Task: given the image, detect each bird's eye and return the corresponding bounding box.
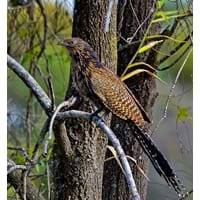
[72,40,77,46]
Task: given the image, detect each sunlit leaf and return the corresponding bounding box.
[105,151,149,180]
[121,69,167,85]
[155,10,178,17]
[20,52,34,65]
[156,0,166,9]
[126,155,149,180]
[152,12,190,23]
[177,106,192,121]
[121,61,156,77]
[137,40,163,54]
[106,145,125,174]
[146,35,186,43]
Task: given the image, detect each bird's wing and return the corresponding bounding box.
[123,83,151,123]
[88,66,150,124]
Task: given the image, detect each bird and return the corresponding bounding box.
[59,37,186,197]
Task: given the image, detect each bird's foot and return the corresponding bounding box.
[89,109,108,127]
[89,108,102,121]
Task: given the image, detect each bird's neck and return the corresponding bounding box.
[74,52,103,71]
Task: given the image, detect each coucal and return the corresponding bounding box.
[59,37,186,197]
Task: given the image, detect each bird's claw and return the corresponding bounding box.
[89,112,105,128]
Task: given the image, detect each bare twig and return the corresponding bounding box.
[7,146,31,162]
[43,97,77,156]
[8,0,34,10]
[127,3,152,43]
[25,92,33,151]
[7,164,27,174]
[47,73,55,111]
[23,170,28,200]
[46,160,51,200]
[7,54,52,115]
[31,119,49,162]
[7,159,45,200]
[117,0,127,37]
[35,0,48,60]
[153,47,192,134]
[56,110,140,200]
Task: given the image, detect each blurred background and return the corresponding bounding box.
[7,0,192,199]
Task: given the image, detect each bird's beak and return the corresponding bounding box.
[57,40,65,46]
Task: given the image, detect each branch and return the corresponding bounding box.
[7,159,45,200]
[35,0,48,59]
[43,97,76,156]
[56,110,140,200]
[7,54,140,200]
[7,54,52,115]
[153,47,193,134]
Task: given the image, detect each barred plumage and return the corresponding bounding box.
[59,37,186,197]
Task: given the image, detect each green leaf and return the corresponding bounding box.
[137,40,163,54]
[156,0,166,9]
[155,10,178,17]
[177,107,192,121]
[20,52,34,65]
[146,35,186,43]
[120,69,167,85]
[152,12,190,23]
[121,61,156,77]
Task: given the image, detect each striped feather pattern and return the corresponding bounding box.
[87,64,147,128]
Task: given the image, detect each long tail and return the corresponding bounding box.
[128,122,187,198]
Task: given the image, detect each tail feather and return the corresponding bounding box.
[129,122,186,197]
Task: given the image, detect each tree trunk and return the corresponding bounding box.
[103,1,160,200]
[52,1,117,199]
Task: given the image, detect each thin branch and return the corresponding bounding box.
[153,47,192,134]
[127,5,153,44]
[47,74,55,111]
[46,160,51,200]
[7,146,31,162]
[7,159,45,200]
[35,0,48,60]
[117,0,127,38]
[7,164,27,175]
[56,110,140,200]
[23,170,28,200]
[31,119,49,162]
[7,54,52,115]
[43,97,77,156]
[8,0,34,10]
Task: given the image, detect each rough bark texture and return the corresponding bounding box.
[52,1,117,200]
[103,1,160,200]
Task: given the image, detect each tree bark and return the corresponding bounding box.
[52,1,117,199]
[103,1,160,200]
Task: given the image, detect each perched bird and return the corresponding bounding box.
[59,37,185,197]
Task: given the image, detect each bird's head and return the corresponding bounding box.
[58,38,94,57]
[58,37,102,68]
